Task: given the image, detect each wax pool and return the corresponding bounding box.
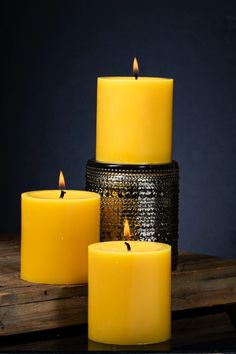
[88,241,171,345]
[21,190,100,284]
[96,77,174,164]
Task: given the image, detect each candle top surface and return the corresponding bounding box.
[89,241,171,254]
[22,190,100,201]
[98,77,173,81]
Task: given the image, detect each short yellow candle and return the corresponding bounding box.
[21,190,100,284]
[96,73,174,164]
[88,241,171,345]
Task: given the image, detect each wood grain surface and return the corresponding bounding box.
[1,234,236,336]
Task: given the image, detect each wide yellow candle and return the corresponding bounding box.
[88,241,171,345]
[21,190,100,284]
[96,76,173,164]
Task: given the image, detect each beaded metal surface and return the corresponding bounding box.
[86,160,179,270]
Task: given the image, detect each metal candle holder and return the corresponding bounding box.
[86,159,179,270]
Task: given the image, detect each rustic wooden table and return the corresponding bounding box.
[1,234,236,351]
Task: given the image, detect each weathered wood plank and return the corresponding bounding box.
[173,252,236,310]
[0,296,87,335]
[0,282,87,307]
[0,234,236,336]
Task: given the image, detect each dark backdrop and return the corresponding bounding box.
[1,0,236,257]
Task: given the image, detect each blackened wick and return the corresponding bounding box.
[59,190,66,199]
[125,241,131,251]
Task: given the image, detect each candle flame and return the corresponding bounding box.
[123,217,131,240]
[133,57,139,78]
[59,170,66,189]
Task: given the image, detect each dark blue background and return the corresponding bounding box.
[2,0,236,257]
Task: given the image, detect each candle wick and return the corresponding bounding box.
[125,242,131,251]
[59,190,66,199]
[135,73,138,80]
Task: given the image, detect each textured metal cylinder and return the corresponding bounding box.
[86,160,179,270]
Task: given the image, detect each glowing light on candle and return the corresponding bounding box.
[124,217,131,240]
[59,170,66,189]
[133,57,139,79]
[59,171,66,199]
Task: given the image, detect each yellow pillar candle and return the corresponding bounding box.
[21,190,100,284]
[88,241,171,345]
[96,73,174,164]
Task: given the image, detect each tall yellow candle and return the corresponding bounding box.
[96,64,174,164]
[21,189,100,284]
[88,241,171,345]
